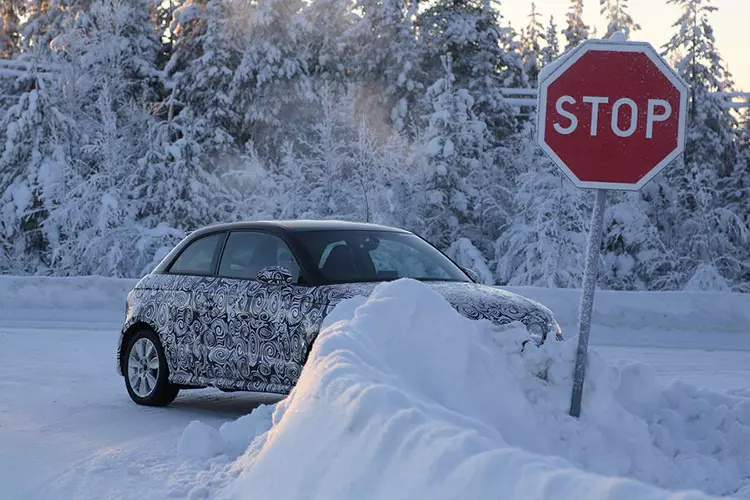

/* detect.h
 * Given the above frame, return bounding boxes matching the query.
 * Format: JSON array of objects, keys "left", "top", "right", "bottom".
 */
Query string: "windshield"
[{"left": 296, "top": 230, "right": 471, "bottom": 285}]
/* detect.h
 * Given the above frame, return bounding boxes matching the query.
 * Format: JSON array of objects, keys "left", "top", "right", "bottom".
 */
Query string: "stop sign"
[{"left": 537, "top": 40, "right": 688, "bottom": 190}]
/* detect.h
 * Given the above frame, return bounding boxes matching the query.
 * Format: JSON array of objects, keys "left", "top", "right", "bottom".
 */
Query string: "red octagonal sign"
[{"left": 538, "top": 40, "right": 689, "bottom": 190}]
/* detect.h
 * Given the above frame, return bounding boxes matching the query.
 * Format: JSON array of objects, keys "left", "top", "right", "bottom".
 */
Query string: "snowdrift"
[
  {"left": 0, "top": 275, "right": 136, "bottom": 311},
  {"left": 509, "top": 286, "right": 750, "bottom": 335},
  {"left": 178, "top": 279, "right": 750, "bottom": 499}
]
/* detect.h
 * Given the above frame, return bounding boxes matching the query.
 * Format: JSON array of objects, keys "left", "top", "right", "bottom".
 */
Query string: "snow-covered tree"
[
  {"left": 495, "top": 124, "right": 590, "bottom": 287},
  {"left": 520, "top": 2, "right": 545, "bottom": 86},
  {"left": 541, "top": 16, "right": 560, "bottom": 66},
  {"left": 133, "top": 119, "right": 238, "bottom": 253},
  {"left": 343, "top": 0, "right": 424, "bottom": 133},
  {"left": 600, "top": 194, "right": 677, "bottom": 290},
  {"left": 414, "top": 55, "right": 495, "bottom": 252},
  {"left": 73, "top": 0, "right": 161, "bottom": 103},
  {"left": 178, "top": 0, "right": 242, "bottom": 159},
  {"left": 20, "top": 0, "right": 90, "bottom": 55},
  {"left": 300, "top": 0, "right": 356, "bottom": 82},
  {"left": 39, "top": 0, "right": 170, "bottom": 276},
  {"left": 731, "top": 111, "right": 750, "bottom": 290},
  {"left": 418, "top": 0, "right": 522, "bottom": 140},
  {"left": 296, "top": 92, "right": 353, "bottom": 219},
  {"left": 563, "top": 0, "right": 589, "bottom": 51},
  {"left": 661, "top": 0, "right": 744, "bottom": 289},
  {"left": 0, "top": 83, "right": 76, "bottom": 274},
  {"left": 446, "top": 237, "right": 493, "bottom": 284},
  {"left": 43, "top": 91, "right": 149, "bottom": 276},
  {"left": 230, "top": 0, "right": 313, "bottom": 153},
  {"left": 161, "top": 0, "right": 206, "bottom": 79},
  {"left": 289, "top": 87, "right": 407, "bottom": 223},
  {"left": 600, "top": 0, "right": 639, "bottom": 39}
]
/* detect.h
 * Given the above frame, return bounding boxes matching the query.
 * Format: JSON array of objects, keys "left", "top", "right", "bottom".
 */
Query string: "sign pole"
[{"left": 569, "top": 188, "right": 607, "bottom": 418}]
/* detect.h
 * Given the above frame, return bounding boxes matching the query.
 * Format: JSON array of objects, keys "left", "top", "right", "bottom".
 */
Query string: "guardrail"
[
  {"left": 0, "top": 59, "right": 747, "bottom": 112},
  {"left": 0, "top": 58, "right": 58, "bottom": 80},
  {"left": 500, "top": 87, "right": 750, "bottom": 114}
]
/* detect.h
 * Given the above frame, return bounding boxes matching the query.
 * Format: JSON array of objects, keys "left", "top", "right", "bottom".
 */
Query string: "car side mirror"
[
  {"left": 464, "top": 268, "right": 480, "bottom": 282},
  {"left": 257, "top": 266, "right": 294, "bottom": 285}
]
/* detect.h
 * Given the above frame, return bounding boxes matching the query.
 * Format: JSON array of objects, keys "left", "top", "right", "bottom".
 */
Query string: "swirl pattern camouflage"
[{"left": 117, "top": 273, "right": 560, "bottom": 395}]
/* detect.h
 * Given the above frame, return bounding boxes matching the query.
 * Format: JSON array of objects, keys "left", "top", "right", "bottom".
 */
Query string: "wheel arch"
[{"left": 117, "top": 318, "right": 164, "bottom": 376}]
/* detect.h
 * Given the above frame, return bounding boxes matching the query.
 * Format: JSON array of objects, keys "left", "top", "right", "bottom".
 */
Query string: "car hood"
[{"left": 317, "top": 280, "right": 560, "bottom": 342}]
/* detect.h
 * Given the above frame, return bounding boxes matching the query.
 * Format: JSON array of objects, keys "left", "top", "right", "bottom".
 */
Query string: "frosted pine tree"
[
  {"left": 178, "top": 0, "right": 241, "bottom": 160},
  {"left": 301, "top": 0, "right": 356, "bottom": 82},
  {"left": 520, "top": 3, "right": 545, "bottom": 86},
  {"left": 417, "top": 0, "right": 522, "bottom": 140},
  {"left": 230, "top": 0, "right": 312, "bottom": 153},
  {"left": 0, "top": 82, "right": 77, "bottom": 274},
  {"left": 0, "top": 0, "right": 82, "bottom": 273},
  {"left": 162, "top": 0, "right": 206, "bottom": 82},
  {"left": 600, "top": 193, "right": 677, "bottom": 290},
  {"left": 73, "top": 0, "right": 160, "bottom": 102},
  {"left": 414, "top": 55, "right": 494, "bottom": 254},
  {"left": 296, "top": 91, "right": 353, "bottom": 219},
  {"left": 661, "top": 0, "right": 744, "bottom": 290},
  {"left": 600, "top": 0, "right": 640, "bottom": 39},
  {"left": 38, "top": 0, "right": 167, "bottom": 276},
  {"left": 563, "top": 0, "right": 589, "bottom": 51},
  {"left": 20, "top": 0, "right": 89, "bottom": 55},
  {"left": 135, "top": 119, "right": 239, "bottom": 270},
  {"left": 541, "top": 16, "right": 560, "bottom": 66},
  {"left": 722, "top": 110, "right": 750, "bottom": 291},
  {"left": 494, "top": 124, "right": 590, "bottom": 287},
  {"left": 343, "top": 0, "right": 424, "bottom": 133},
  {"left": 0, "top": 0, "right": 25, "bottom": 146},
  {"left": 348, "top": 118, "right": 409, "bottom": 224}
]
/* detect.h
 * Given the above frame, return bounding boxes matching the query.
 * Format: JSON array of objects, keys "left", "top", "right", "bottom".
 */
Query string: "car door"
[
  {"left": 215, "top": 231, "right": 310, "bottom": 393},
  {"left": 162, "top": 231, "right": 227, "bottom": 386}
]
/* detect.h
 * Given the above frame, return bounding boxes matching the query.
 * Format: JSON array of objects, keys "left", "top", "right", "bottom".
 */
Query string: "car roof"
[{"left": 190, "top": 219, "right": 410, "bottom": 235}]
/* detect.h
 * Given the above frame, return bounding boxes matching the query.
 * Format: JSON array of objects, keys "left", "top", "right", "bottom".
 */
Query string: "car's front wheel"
[{"left": 124, "top": 328, "right": 179, "bottom": 406}]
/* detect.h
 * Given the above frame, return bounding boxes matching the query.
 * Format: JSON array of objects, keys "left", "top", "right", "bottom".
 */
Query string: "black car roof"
[{"left": 190, "top": 219, "right": 410, "bottom": 235}]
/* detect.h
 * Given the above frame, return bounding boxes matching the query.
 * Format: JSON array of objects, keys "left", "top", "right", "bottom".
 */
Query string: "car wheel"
[{"left": 124, "top": 328, "right": 179, "bottom": 406}]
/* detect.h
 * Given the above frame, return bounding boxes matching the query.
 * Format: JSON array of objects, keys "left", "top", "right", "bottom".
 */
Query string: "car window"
[
  {"left": 219, "top": 231, "right": 301, "bottom": 282},
  {"left": 168, "top": 233, "right": 222, "bottom": 275},
  {"left": 298, "top": 230, "right": 469, "bottom": 284}
]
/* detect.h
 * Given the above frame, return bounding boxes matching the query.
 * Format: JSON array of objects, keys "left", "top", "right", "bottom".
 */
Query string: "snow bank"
[
  {"left": 0, "top": 275, "right": 137, "bottom": 311},
  {"left": 178, "top": 279, "right": 750, "bottom": 499},
  {"left": 506, "top": 286, "right": 750, "bottom": 335}
]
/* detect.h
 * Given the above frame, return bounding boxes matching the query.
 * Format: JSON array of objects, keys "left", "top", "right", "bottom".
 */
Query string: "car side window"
[
  {"left": 218, "top": 231, "right": 301, "bottom": 282},
  {"left": 168, "top": 233, "right": 223, "bottom": 275}
]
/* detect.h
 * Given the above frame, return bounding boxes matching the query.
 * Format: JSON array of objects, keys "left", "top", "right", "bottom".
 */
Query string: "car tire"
[{"left": 124, "top": 328, "right": 179, "bottom": 406}]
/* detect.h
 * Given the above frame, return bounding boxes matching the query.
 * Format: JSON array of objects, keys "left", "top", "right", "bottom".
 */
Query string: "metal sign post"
[{"left": 569, "top": 188, "right": 606, "bottom": 417}]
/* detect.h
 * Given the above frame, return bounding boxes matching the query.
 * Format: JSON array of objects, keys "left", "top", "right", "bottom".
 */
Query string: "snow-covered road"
[
  {"left": 1, "top": 277, "right": 749, "bottom": 499},
  {"left": 0, "top": 314, "right": 279, "bottom": 499}
]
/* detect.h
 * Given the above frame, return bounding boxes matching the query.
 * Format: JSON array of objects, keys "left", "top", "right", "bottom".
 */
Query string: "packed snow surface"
[{"left": 176, "top": 279, "right": 750, "bottom": 499}]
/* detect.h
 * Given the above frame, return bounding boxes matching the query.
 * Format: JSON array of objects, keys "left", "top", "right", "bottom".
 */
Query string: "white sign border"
[{"left": 536, "top": 39, "right": 689, "bottom": 191}]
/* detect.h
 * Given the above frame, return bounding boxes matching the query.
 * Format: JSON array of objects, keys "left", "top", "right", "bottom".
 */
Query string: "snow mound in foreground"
[{"left": 184, "top": 279, "right": 750, "bottom": 499}]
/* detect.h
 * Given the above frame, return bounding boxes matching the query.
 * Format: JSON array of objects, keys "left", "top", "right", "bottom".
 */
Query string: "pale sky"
[{"left": 502, "top": 0, "right": 750, "bottom": 91}]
